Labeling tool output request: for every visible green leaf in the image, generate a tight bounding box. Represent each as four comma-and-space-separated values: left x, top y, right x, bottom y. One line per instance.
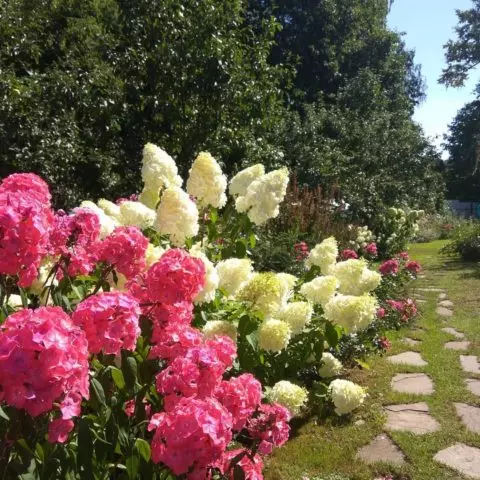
77, 418, 93, 480
111, 367, 126, 390
238, 315, 257, 337
324, 322, 339, 348
18, 288, 28, 308
126, 455, 139, 479
233, 464, 246, 480
355, 359, 370, 370
0, 405, 10, 420
235, 239, 247, 258
135, 438, 151, 462
122, 352, 138, 389
91, 378, 106, 406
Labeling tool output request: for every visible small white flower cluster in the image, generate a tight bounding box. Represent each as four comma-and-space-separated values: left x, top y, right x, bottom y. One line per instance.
329, 379, 366, 416
333, 259, 381, 296
269, 380, 309, 416
189, 243, 219, 304
216, 258, 253, 297
323, 294, 377, 332
305, 237, 338, 274
203, 320, 237, 341
318, 352, 343, 378
349, 225, 375, 251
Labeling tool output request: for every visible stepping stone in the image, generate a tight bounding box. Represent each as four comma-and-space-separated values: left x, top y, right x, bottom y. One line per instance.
416, 299, 427, 304
461, 356, 480, 374
438, 300, 454, 308
356, 434, 405, 465
455, 403, 480, 434
387, 351, 427, 366
438, 293, 448, 300
403, 337, 421, 347
384, 402, 440, 434
466, 379, 480, 396
417, 287, 445, 292
445, 341, 471, 351
413, 293, 425, 299
441, 327, 465, 339
391, 373, 434, 394
436, 306, 453, 317
434, 443, 480, 479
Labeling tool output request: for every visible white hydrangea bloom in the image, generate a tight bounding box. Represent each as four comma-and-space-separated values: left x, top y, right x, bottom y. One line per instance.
216, 258, 253, 297
329, 379, 366, 415
7, 294, 23, 309
235, 167, 289, 225
300, 275, 338, 306
334, 259, 381, 296
269, 380, 308, 416
306, 237, 338, 273
138, 187, 160, 210
78, 202, 119, 239
186, 151, 227, 208
276, 273, 297, 305
323, 294, 377, 332
142, 143, 182, 191
229, 164, 265, 197
190, 249, 219, 304
203, 320, 237, 341
318, 352, 343, 378
119, 201, 156, 229
277, 302, 313, 335
154, 187, 199, 246
145, 243, 166, 268
257, 319, 291, 352
97, 199, 121, 221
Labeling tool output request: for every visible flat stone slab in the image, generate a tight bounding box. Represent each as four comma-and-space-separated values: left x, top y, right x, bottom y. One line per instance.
438, 293, 448, 300
387, 351, 427, 366
416, 299, 427, 304
461, 356, 480, 374
385, 402, 440, 434
356, 434, 405, 465
417, 287, 446, 292
434, 443, 480, 479
391, 373, 434, 394
455, 403, 480, 434
438, 300, 454, 308
436, 306, 453, 317
445, 341, 471, 351
441, 327, 465, 339
413, 293, 425, 299
466, 379, 480, 396
402, 337, 421, 347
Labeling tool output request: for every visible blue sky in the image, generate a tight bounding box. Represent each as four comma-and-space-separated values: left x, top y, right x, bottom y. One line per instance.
388, 0, 478, 154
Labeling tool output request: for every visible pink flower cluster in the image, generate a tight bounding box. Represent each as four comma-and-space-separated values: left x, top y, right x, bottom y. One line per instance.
365, 242, 378, 257
379, 259, 399, 276
218, 449, 264, 480
386, 298, 417, 322
0, 174, 54, 286
405, 260, 421, 275
72, 292, 141, 355
340, 249, 358, 260
294, 242, 309, 261
0, 307, 89, 436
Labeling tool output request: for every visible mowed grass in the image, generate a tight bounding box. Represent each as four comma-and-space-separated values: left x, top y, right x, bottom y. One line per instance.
265, 240, 480, 480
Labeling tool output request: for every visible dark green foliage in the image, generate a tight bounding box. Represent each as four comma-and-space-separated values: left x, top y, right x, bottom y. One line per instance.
441, 220, 480, 261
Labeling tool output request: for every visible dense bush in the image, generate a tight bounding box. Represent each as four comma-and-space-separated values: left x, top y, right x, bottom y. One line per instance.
413, 211, 463, 243
441, 221, 480, 261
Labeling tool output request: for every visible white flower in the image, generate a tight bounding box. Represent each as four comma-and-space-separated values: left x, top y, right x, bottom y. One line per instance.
334, 259, 381, 296
190, 250, 219, 304
276, 273, 297, 305
203, 320, 237, 341
154, 187, 199, 246
145, 243, 166, 268
119, 201, 156, 229
78, 202, 119, 239
329, 379, 366, 415
269, 380, 308, 416
318, 353, 342, 378
229, 164, 265, 197
142, 143, 182, 191
257, 319, 291, 352
216, 258, 253, 297
186, 151, 227, 208
7, 294, 23, 309
300, 275, 338, 306
323, 294, 377, 332
97, 199, 121, 220
138, 187, 160, 210
235, 167, 289, 225
306, 237, 338, 273
277, 302, 313, 335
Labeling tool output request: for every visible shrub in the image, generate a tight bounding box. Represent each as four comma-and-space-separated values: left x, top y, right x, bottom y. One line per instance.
441, 221, 480, 261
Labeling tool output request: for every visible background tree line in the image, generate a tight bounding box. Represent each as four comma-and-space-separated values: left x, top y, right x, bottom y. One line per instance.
0, 0, 445, 219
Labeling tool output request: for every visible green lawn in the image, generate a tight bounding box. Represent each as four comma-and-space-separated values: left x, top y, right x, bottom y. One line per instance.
265, 240, 480, 480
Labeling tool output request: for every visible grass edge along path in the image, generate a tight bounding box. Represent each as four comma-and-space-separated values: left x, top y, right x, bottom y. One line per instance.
265, 240, 480, 480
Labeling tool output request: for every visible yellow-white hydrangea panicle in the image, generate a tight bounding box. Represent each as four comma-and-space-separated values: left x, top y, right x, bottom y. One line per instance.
145, 243, 166, 268
203, 320, 237, 342
119, 201, 156, 229
235, 167, 289, 225
138, 187, 160, 210
276, 273, 297, 305
305, 237, 338, 274
323, 294, 377, 332
237, 272, 285, 317
216, 258, 253, 297
277, 302, 313, 336
142, 143, 182, 192
79, 201, 119, 239
300, 275, 338, 306
186, 152, 227, 209
334, 259, 381, 296
269, 380, 308, 416
229, 164, 265, 197
329, 379, 367, 416
154, 186, 199, 246
318, 352, 343, 378
257, 319, 291, 352
97, 199, 121, 221
189, 245, 219, 304
7, 294, 23, 310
